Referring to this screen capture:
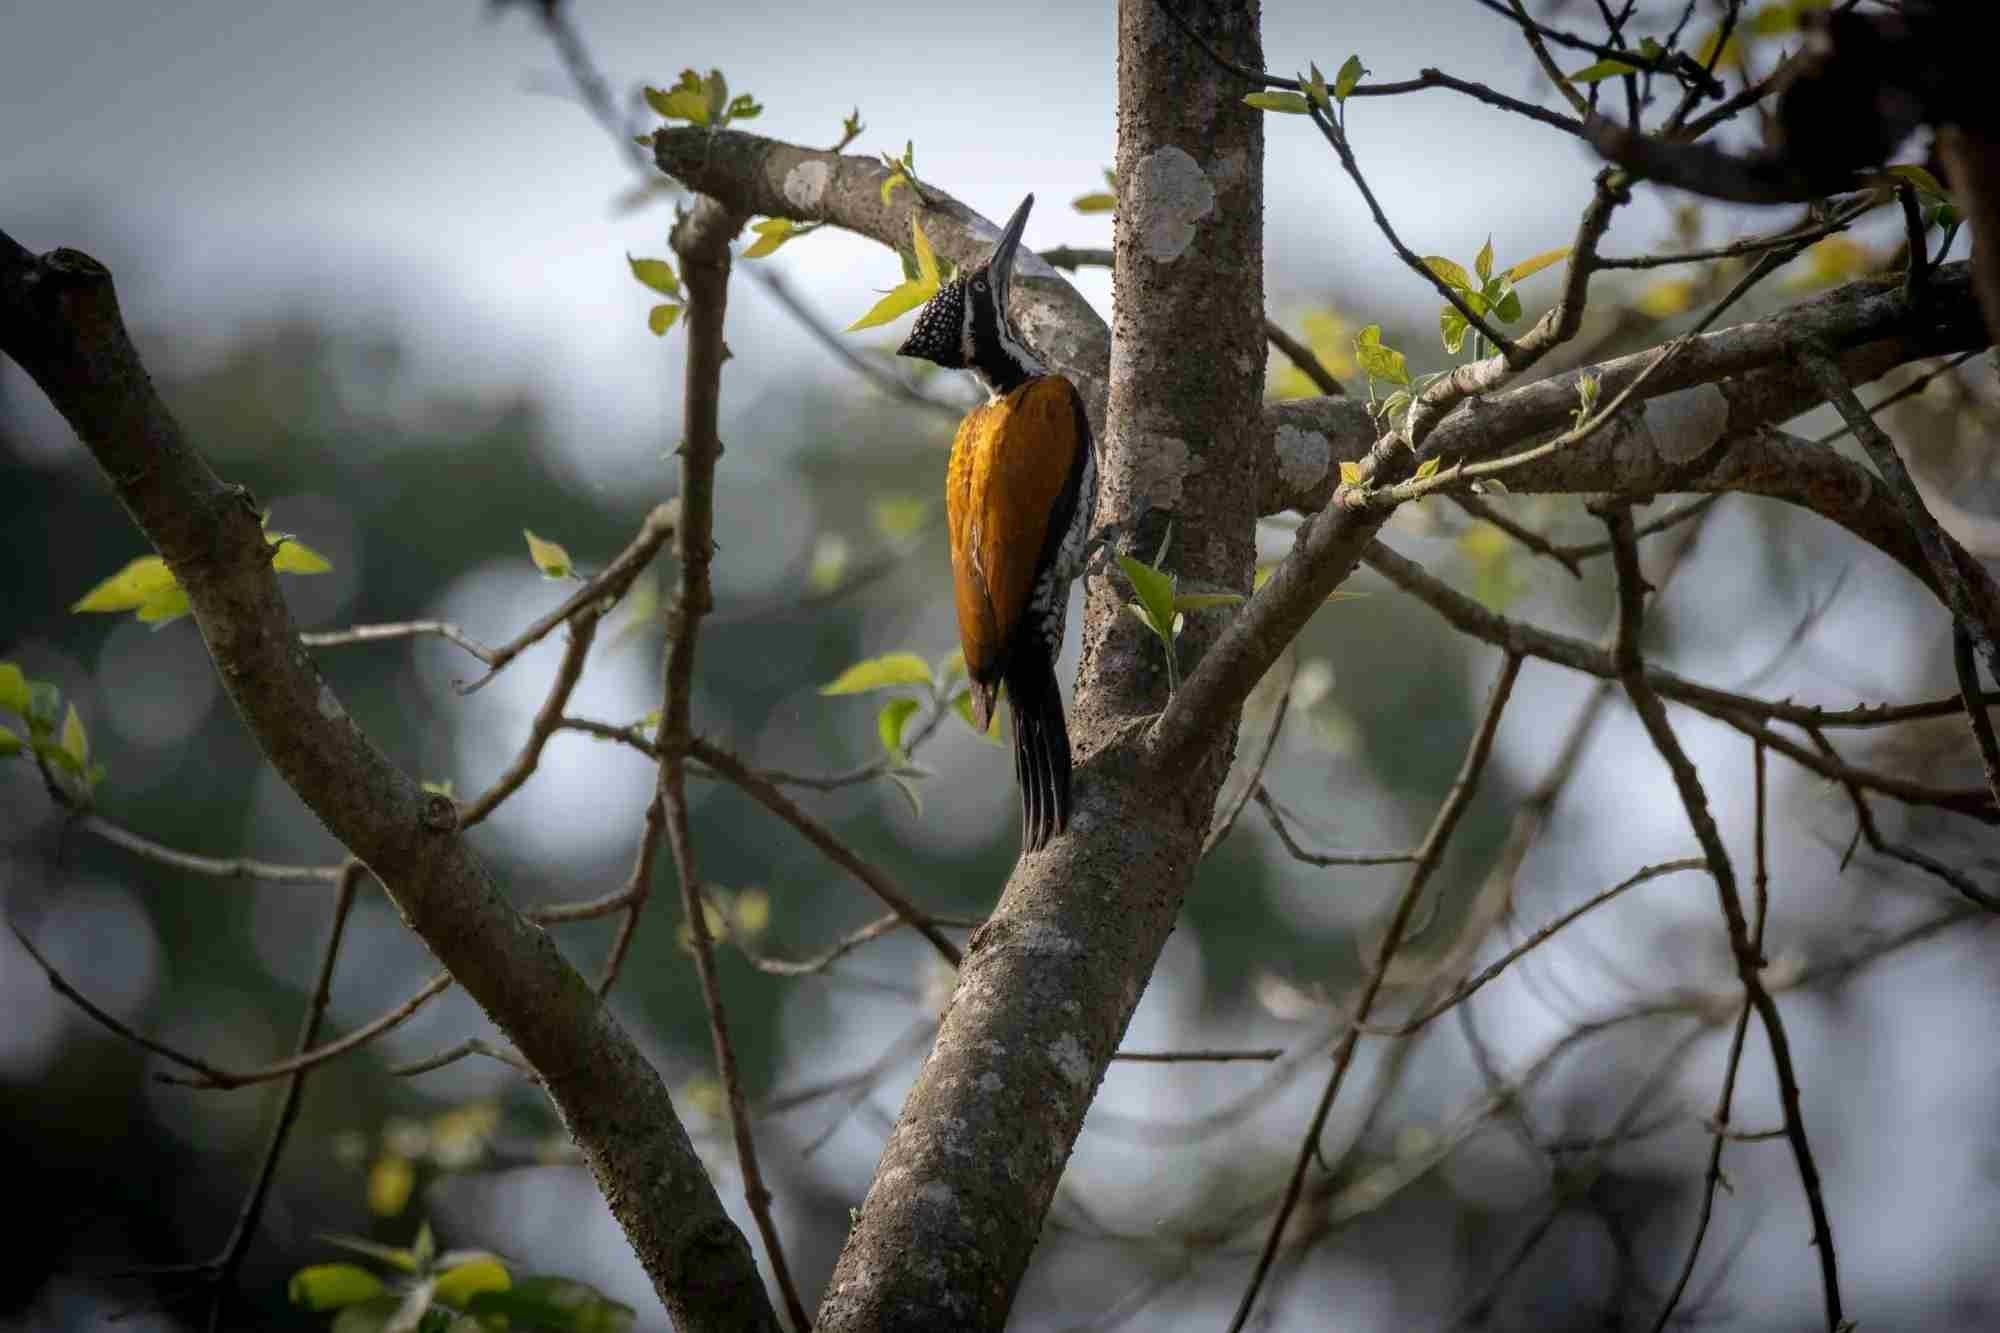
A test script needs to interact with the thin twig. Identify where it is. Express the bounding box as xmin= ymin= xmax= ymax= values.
xmin=460 ymin=610 xmax=601 ymax=827
xmin=1954 ymin=623 xmax=2000 ymax=810
xmin=199 ymin=861 xmax=364 ymax=1331
xmin=733 ymin=911 xmax=981 ymax=978
xmin=1264 ymin=321 xmax=1346 ymax=396
xmin=300 ymin=619 xmax=494 ymax=662
xmin=658 ymin=195 xmax=809 ymax=1333
xmin=1601 ymin=505 xmax=1843 ymax=1330
xmin=1802 ymin=346 xmax=2000 ymax=681
xmin=1230 ymin=653 xmax=1521 ymax=1332
xmin=456 ymin=501 xmax=677 ymax=695
xmin=1110 ymin=1048 xmax=1283 ymax=1064
xmin=1451 ymin=494 xmax=1583 ymax=577
xmin=1204 ymin=655 xmax=1296 ymax=855
xmin=692 ymin=737 xmax=963 ymax=967
xmin=1253 ymin=787 xmax=1416 ymax=867
xmin=390 ymin=1037 xmax=538 ymax=1081
xmin=78 ymin=814 xmax=344 ymax=883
